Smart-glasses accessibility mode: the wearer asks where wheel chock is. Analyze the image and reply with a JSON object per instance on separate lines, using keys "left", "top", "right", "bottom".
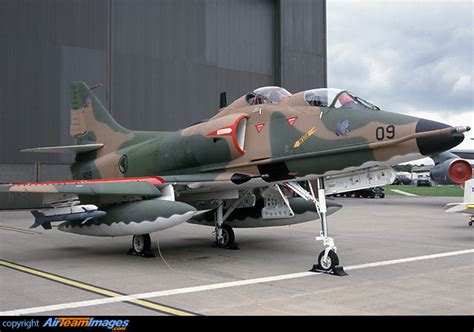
{"left": 212, "top": 242, "right": 240, "bottom": 250}
{"left": 310, "top": 264, "right": 348, "bottom": 276}
{"left": 127, "top": 248, "right": 155, "bottom": 258}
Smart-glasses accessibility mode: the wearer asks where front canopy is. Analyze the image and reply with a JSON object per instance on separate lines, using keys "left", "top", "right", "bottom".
{"left": 246, "top": 86, "right": 292, "bottom": 105}
{"left": 303, "top": 88, "right": 380, "bottom": 110}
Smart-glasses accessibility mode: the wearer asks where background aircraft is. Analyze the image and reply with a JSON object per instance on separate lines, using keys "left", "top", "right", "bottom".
{"left": 0, "top": 82, "right": 469, "bottom": 274}
{"left": 429, "top": 149, "right": 473, "bottom": 186}
{"left": 445, "top": 179, "right": 474, "bottom": 226}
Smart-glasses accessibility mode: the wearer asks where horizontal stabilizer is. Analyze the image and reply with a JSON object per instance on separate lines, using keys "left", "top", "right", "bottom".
{"left": 445, "top": 203, "right": 474, "bottom": 214}
{"left": 21, "top": 144, "right": 104, "bottom": 154}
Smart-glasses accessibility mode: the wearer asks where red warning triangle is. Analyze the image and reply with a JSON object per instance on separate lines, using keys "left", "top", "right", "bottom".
{"left": 287, "top": 116, "right": 297, "bottom": 126}
{"left": 255, "top": 123, "right": 265, "bottom": 133}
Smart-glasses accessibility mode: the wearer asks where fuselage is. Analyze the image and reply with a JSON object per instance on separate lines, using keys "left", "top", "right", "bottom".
{"left": 71, "top": 99, "right": 464, "bottom": 187}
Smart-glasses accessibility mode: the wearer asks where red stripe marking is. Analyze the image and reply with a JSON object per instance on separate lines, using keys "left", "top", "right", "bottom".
{"left": 12, "top": 176, "right": 164, "bottom": 186}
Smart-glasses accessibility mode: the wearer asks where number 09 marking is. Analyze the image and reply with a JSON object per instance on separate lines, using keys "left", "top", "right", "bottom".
{"left": 376, "top": 125, "right": 395, "bottom": 140}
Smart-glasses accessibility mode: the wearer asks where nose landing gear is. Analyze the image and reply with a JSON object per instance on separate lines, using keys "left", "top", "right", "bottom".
{"left": 285, "top": 179, "right": 347, "bottom": 276}
{"left": 310, "top": 179, "right": 347, "bottom": 276}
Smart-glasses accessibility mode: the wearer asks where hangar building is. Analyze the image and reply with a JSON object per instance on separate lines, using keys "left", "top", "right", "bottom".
{"left": 0, "top": 0, "right": 327, "bottom": 208}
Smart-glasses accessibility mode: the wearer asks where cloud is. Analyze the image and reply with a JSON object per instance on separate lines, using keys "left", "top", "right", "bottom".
{"left": 327, "top": 1, "right": 474, "bottom": 117}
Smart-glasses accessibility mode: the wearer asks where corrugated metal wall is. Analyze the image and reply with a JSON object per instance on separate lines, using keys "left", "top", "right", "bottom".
{"left": 0, "top": 0, "right": 326, "bottom": 208}
{"left": 111, "top": 0, "right": 276, "bottom": 131}
{"left": 0, "top": 0, "right": 110, "bottom": 165}
{"left": 280, "top": 0, "right": 327, "bottom": 91}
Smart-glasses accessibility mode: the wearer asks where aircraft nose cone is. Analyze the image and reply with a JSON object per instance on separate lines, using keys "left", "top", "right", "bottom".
{"left": 415, "top": 119, "right": 465, "bottom": 156}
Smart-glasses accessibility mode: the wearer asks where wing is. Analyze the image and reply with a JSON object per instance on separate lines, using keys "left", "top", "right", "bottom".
{"left": 0, "top": 176, "right": 172, "bottom": 230}
{"left": 0, "top": 176, "right": 164, "bottom": 197}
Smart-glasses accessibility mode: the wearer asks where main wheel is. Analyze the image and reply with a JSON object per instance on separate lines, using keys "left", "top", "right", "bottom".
{"left": 132, "top": 234, "right": 152, "bottom": 255}
{"left": 217, "top": 224, "right": 235, "bottom": 247}
{"left": 317, "top": 250, "right": 339, "bottom": 271}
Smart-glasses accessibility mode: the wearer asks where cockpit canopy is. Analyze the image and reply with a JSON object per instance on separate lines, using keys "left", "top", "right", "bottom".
{"left": 246, "top": 86, "right": 292, "bottom": 105}
{"left": 304, "top": 88, "right": 380, "bottom": 110}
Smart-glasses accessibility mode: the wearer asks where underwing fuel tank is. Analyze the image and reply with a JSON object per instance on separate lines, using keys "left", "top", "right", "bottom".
{"left": 58, "top": 199, "right": 198, "bottom": 237}
{"left": 189, "top": 197, "right": 342, "bottom": 228}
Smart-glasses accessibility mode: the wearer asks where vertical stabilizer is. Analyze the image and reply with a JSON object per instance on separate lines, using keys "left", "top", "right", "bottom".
{"left": 463, "top": 179, "right": 474, "bottom": 203}
{"left": 69, "top": 81, "right": 132, "bottom": 148}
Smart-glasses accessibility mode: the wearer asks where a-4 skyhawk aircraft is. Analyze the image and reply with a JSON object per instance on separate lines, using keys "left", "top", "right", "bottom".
{"left": 1, "top": 82, "right": 470, "bottom": 274}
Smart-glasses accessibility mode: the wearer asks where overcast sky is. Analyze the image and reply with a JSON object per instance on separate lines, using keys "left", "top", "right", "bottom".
{"left": 327, "top": 0, "right": 473, "bottom": 155}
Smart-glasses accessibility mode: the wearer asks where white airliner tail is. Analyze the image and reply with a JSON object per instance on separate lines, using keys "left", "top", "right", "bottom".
{"left": 445, "top": 179, "right": 474, "bottom": 215}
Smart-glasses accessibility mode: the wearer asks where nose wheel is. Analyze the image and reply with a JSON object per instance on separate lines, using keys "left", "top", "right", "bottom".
{"left": 310, "top": 238, "right": 347, "bottom": 276}
{"left": 317, "top": 249, "right": 339, "bottom": 271}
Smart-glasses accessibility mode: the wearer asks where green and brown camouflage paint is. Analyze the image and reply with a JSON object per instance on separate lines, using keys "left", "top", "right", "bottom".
{"left": 68, "top": 82, "right": 464, "bottom": 185}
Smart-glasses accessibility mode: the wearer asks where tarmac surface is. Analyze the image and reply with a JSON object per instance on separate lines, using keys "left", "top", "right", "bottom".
{"left": 0, "top": 195, "right": 473, "bottom": 316}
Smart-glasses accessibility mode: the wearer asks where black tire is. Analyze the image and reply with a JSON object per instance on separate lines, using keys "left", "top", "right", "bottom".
{"left": 218, "top": 224, "right": 235, "bottom": 247}
{"left": 380, "top": 193, "right": 385, "bottom": 198}
{"left": 317, "top": 250, "right": 339, "bottom": 271}
{"left": 132, "top": 234, "right": 152, "bottom": 254}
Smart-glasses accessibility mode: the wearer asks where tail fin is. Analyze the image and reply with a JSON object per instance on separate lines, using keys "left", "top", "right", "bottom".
{"left": 69, "top": 81, "right": 131, "bottom": 147}
{"left": 30, "top": 210, "right": 52, "bottom": 230}
{"left": 463, "top": 179, "right": 474, "bottom": 203}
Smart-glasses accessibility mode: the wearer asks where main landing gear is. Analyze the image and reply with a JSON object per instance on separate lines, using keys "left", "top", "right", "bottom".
{"left": 212, "top": 200, "right": 239, "bottom": 250}
{"left": 128, "top": 234, "right": 155, "bottom": 257}
{"left": 284, "top": 179, "right": 347, "bottom": 276}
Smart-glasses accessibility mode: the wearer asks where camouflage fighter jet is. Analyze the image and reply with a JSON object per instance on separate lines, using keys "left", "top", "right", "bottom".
{"left": 1, "top": 82, "right": 470, "bottom": 274}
